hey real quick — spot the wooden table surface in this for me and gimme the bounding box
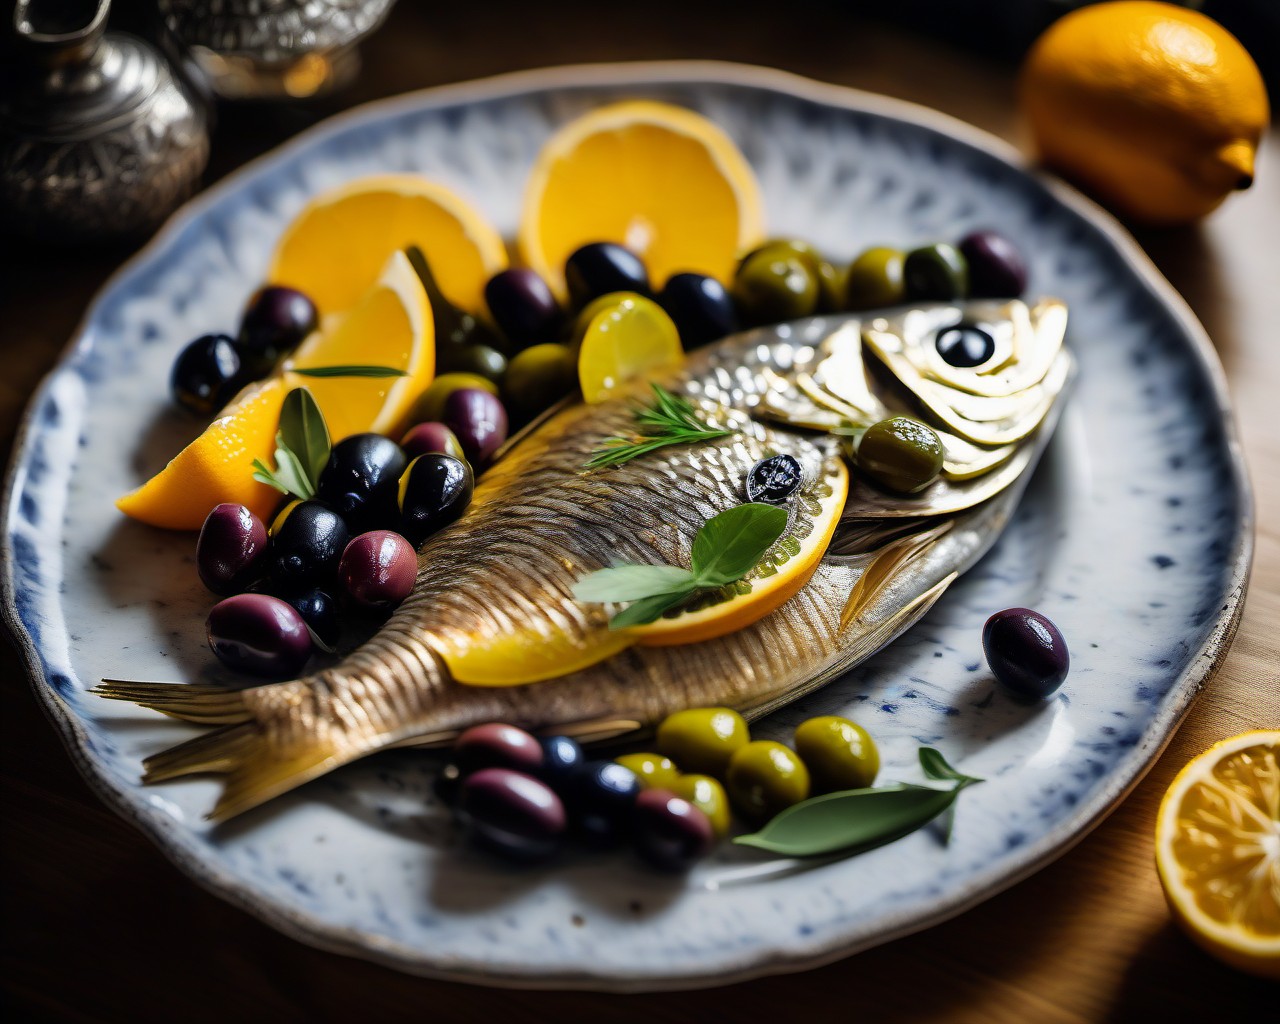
[2,7,1276,1021]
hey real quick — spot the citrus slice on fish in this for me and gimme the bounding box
[519,100,765,301]
[268,173,507,318]
[117,250,432,530]
[1155,730,1280,980]
[575,293,684,403]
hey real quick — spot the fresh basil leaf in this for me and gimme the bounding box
[292,365,409,379]
[734,782,962,857]
[919,747,981,785]
[251,459,291,495]
[271,434,315,500]
[691,503,789,587]
[279,387,330,487]
[608,588,696,630]
[571,565,697,603]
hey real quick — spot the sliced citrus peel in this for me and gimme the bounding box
[575,293,683,404]
[1155,730,1280,980]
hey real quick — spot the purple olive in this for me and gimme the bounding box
[399,422,467,463]
[566,760,642,847]
[207,593,312,677]
[397,453,473,547]
[565,242,650,307]
[458,768,567,861]
[338,530,417,609]
[982,607,1070,700]
[659,273,738,348]
[454,723,545,776]
[441,388,508,466]
[959,230,1028,298]
[633,789,716,871]
[484,268,562,347]
[236,286,318,378]
[197,503,267,595]
[316,433,408,533]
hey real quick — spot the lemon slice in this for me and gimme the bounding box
[520,100,765,301]
[1155,730,1280,980]
[576,293,683,404]
[118,251,432,530]
[269,173,507,318]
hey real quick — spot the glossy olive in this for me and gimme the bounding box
[731,250,818,326]
[338,530,417,609]
[935,323,996,368]
[793,716,879,793]
[537,735,585,788]
[668,774,731,838]
[197,502,267,595]
[171,333,242,416]
[436,342,508,384]
[458,768,567,862]
[959,230,1027,298]
[277,586,341,651]
[410,372,500,424]
[658,272,738,348]
[397,453,473,546]
[206,593,312,677]
[565,242,651,307]
[485,268,562,347]
[454,723,545,776]
[739,239,843,313]
[856,416,944,494]
[399,422,467,463]
[655,707,749,777]
[982,607,1070,700]
[903,243,969,301]
[565,760,642,847]
[726,740,810,822]
[237,286,318,378]
[267,500,349,587]
[845,246,907,309]
[746,453,803,504]
[502,343,578,422]
[441,388,508,467]
[633,790,716,871]
[615,753,681,790]
[406,245,509,355]
[315,433,407,533]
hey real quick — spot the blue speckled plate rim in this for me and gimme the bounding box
[0,61,1254,991]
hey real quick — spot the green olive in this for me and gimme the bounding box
[615,752,681,790]
[845,246,907,309]
[436,342,508,384]
[411,372,500,423]
[502,342,577,421]
[668,774,731,838]
[793,716,879,793]
[739,239,843,312]
[732,250,819,326]
[903,243,969,301]
[857,416,944,494]
[656,707,749,777]
[726,740,810,822]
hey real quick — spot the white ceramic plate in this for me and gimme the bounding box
[1,64,1251,990]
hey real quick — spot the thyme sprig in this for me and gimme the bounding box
[585,383,733,470]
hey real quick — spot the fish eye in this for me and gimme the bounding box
[935,323,996,368]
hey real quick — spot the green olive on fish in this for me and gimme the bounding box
[739,239,843,312]
[726,740,810,821]
[857,416,945,494]
[845,246,907,309]
[732,250,819,326]
[656,707,749,777]
[793,716,879,793]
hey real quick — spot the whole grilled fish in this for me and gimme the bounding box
[97,298,1073,821]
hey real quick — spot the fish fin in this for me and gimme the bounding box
[142,723,259,781]
[93,680,252,725]
[840,522,954,629]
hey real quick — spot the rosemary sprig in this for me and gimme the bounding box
[585,383,734,470]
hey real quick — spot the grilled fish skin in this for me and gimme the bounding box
[96,299,1072,821]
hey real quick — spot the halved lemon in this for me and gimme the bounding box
[519,100,765,301]
[1155,730,1280,980]
[575,293,683,404]
[268,173,507,318]
[118,251,432,530]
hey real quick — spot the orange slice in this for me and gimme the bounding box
[268,174,507,318]
[575,293,683,404]
[1156,730,1280,980]
[519,100,765,301]
[118,251,432,531]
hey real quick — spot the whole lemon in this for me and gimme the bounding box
[1019,1,1269,225]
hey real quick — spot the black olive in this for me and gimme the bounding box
[171,334,242,416]
[315,433,408,533]
[746,454,804,504]
[278,586,342,651]
[268,500,349,587]
[397,453,474,546]
[936,323,996,368]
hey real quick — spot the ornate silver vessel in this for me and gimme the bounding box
[0,0,210,242]
[158,0,399,100]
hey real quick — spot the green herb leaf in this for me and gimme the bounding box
[271,433,316,499]
[251,459,292,495]
[584,384,733,470]
[291,365,409,379]
[919,747,981,785]
[278,387,330,488]
[691,503,789,587]
[571,565,697,603]
[607,588,697,629]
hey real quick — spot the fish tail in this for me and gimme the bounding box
[93,680,252,724]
